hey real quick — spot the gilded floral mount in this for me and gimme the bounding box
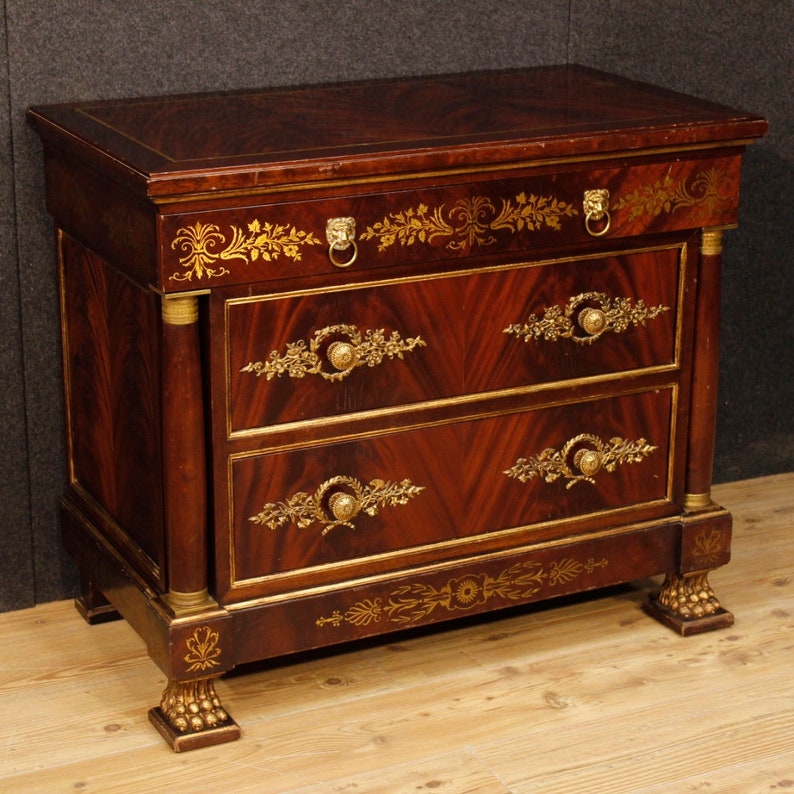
[249,475,425,536]
[505,433,657,489]
[240,324,426,382]
[504,291,670,346]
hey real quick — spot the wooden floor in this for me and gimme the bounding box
[1,473,792,793]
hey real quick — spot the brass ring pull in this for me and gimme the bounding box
[248,475,425,536]
[583,189,611,237]
[504,432,657,489]
[326,217,358,268]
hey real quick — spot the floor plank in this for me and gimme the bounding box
[0,473,792,792]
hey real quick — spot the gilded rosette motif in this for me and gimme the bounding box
[169,219,322,282]
[613,167,734,222]
[505,433,657,489]
[360,192,579,252]
[249,475,425,536]
[317,556,608,627]
[504,291,669,346]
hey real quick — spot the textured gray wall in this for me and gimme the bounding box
[1,1,791,612]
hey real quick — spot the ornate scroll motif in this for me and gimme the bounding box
[360,192,579,252]
[249,475,425,536]
[169,219,322,282]
[183,626,222,672]
[504,291,669,346]
[316,556,608,628]
[654,571,723,620]
[613,167,733,221]
[505,433,657,489]
[239,324,426,382]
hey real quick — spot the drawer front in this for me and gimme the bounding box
[466,245,683,394]
[224,278,463,433]
[161,155,740,290]
[222,246,682,433]
[225,388,675,592]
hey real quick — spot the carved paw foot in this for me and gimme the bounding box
[644,571,734,636]
[149,677,240,751]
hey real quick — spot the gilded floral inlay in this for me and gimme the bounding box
[183,626,222,672]
[169,219,322,282]
[613,167,733,221]
[316,557,608,628]
[360,192,579,252]
[691,528,725,567]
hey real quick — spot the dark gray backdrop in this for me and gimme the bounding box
[2,1,791,612]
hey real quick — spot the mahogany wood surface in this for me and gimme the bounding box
[28,66,767,749]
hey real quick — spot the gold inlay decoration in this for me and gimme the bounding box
[360,192,579,252]
[691,528,725,568]
[505,433,657,489]
[240,324,426,382]
[183,626,222,672]
[169,220,322,282]
[316,556,608,628]
[504,291,669,346]
[613,167,733,221]
[249,475,425,536]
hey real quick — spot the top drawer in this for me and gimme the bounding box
[217,244,685,435]
[160,155,741,290]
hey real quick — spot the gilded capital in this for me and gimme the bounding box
[700,228,723,257]
[162,294,199,326]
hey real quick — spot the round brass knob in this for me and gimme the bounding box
[574,448,603,477]
[327,340,358,371]
[578,307,608,336]
[328,491,358,523]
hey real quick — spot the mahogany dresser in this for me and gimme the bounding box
[28,66,767,750]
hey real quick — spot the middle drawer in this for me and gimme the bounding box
[223,387,676,595]
[220,245,683,434]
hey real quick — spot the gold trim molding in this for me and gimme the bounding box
[316,556,608,628]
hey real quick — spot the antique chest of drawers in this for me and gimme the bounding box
[28,66,767,750]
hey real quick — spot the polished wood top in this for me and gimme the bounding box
[28,65,767,198]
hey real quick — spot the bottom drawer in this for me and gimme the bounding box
[225,387,676,593]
